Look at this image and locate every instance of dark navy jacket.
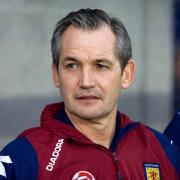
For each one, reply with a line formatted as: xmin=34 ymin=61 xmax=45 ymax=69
xmin=164 ymin=112 xmax=180 ymax=151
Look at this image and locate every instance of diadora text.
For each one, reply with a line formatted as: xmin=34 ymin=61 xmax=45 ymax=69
xmin=46 ymin=139 xmax=64 ymax=171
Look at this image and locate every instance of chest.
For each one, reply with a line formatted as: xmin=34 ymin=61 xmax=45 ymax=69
xmin=31 ymin=137 xmax=177 ymax=180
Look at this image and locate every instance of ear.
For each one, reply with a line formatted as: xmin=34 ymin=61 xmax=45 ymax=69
xmin=121 ymin=59 xmax=135 ymax=89
xmin=52 ymin=63 xmax=60 ymax=87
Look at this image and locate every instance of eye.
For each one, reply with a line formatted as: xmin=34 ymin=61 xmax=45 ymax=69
xmin=96 ymin=63 xmax=109 ymax=71
xmin=65 ymin=63 xmax=78 ymax=70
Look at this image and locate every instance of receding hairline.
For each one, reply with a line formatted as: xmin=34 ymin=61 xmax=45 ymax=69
xmin=51 ymin=8 xmax=132 ymax=71
xmin=58 ymin=23 xmax=120 ymax=63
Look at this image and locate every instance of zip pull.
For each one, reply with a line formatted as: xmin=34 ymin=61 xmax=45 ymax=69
xmin=112 ymin=152 xmax=122 ymax=180
xmin=112 ymin=152 xmax=118 ymax=162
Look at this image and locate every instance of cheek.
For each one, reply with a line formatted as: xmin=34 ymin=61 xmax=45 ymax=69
xmin=99 ymin=73 xmax=121 ymax=88
xmin=97 ymin=74 xmax=122 ymax=98
xmin=59 ymin=75 xmax=77 ymax=94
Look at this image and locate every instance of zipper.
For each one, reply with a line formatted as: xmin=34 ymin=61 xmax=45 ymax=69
xmin=112 ymin=152 xmax=122 ymax=180
xmin=68 ymin=137 xmax=123 ymax=179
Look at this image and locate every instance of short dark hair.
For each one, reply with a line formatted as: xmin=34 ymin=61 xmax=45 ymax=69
xmin=51 ymin=8 xmax=132 ymax=71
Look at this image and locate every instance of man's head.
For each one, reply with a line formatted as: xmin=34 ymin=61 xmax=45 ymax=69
xmin=51 ymin=8 xmax=135 ymax=122
xmin=51 ymin=8 xmax=132 ymax=71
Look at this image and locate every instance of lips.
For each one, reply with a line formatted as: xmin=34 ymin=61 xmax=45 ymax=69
xmin=78 ymin=95 xmax=99 ymax=100
xmin=75 ymin=90 xmax=102 ymax=101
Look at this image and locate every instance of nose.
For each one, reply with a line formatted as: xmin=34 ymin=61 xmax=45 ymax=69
xmin=79 ymin=67 xmax=95 ymax=89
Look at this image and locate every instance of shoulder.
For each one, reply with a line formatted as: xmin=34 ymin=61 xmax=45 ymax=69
xmin=0 ymin=137 xmax=38 ymax=180
xmin=18 ymin=126 xmax=54 ymax=145
xmin=164 ymin=112 xmax=180 ymax=149
xmin=138 ymin=123 xmax=180 ymax=173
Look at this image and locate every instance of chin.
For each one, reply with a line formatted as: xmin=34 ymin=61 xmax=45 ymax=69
xmin=68 ymin=108 xmax=99 ymax=121
xmin=66 ymin=102 xmax=108 ymax=120
xmin=76 ymin=113 xmax=101 ymax=121
xmin=75 ymin=108 xmax=108 ymax=121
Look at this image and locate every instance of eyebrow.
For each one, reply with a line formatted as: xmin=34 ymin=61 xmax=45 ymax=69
xmin=95 ymin=59 xmax=113 ymax=66
xmin=62 ymin=56 xmax=79 ymax=62
xmin=61 ymin=56 xmax=113 ymax=66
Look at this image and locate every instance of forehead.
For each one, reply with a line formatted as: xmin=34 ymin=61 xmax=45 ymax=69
xmin=59 ymin=25 xmax=117 ymax=59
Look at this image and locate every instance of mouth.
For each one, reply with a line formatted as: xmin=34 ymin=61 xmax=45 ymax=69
xmin=79 ymin=96 xmax=98 ymax=100
xmin=76 ymin=94 xmax=101 ymax=101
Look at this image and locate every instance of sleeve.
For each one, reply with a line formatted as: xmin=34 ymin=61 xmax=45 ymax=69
xmin=164 ymin=112 xmax=180 ymax=150
xmin=151 ymin=128 xmax=180 ymax=176
xmin=0 ymin=137 xmax=38 ymax=180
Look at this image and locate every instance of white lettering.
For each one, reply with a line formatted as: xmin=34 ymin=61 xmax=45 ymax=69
xmin=54 ymin=146 xmax=61 ymax=152
xmin=50 ymin=157 xmax=57 ymax=164
xmin=46 ymin=139 xmax=64 ymax=172
xmin=46 ymin=165 xmax=53 ymax=171
xmin=48 ymin=162 xmax=54 ymax=166
xmin=52 ymin=151 xmax=59 ymax=158
xmin=0 ymin=155 xmax=12 ymax=177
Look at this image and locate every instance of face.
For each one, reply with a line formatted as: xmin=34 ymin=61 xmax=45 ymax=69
xmin=53 ymin=25 xmax=135 ymax=121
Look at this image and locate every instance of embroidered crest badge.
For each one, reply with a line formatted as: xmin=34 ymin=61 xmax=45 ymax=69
xmin=144 ymin=163 xmax=160 ymax=180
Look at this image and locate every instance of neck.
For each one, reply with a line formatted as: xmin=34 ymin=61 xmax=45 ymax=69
xmin=65 ymin=108 xmax=117 ymax=149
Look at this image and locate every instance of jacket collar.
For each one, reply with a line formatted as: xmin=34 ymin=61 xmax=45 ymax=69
xmin=40 ymin=102 xmax=137 ymax=150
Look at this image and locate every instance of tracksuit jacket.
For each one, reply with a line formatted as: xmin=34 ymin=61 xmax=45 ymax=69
xmin=164 ymin=112 xmax=180 ymax=151
xmin=0 ymin=102 xmax=179 ymax=180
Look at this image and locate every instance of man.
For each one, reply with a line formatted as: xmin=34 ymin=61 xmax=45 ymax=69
xmin=164 ymin=112 xmax=180 ymax=150
xmin=0 ymin=8 xmax=179 ymax=180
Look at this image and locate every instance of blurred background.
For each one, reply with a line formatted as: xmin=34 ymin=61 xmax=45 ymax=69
xmin=0 ymin=0 xmax=179 ymax=148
